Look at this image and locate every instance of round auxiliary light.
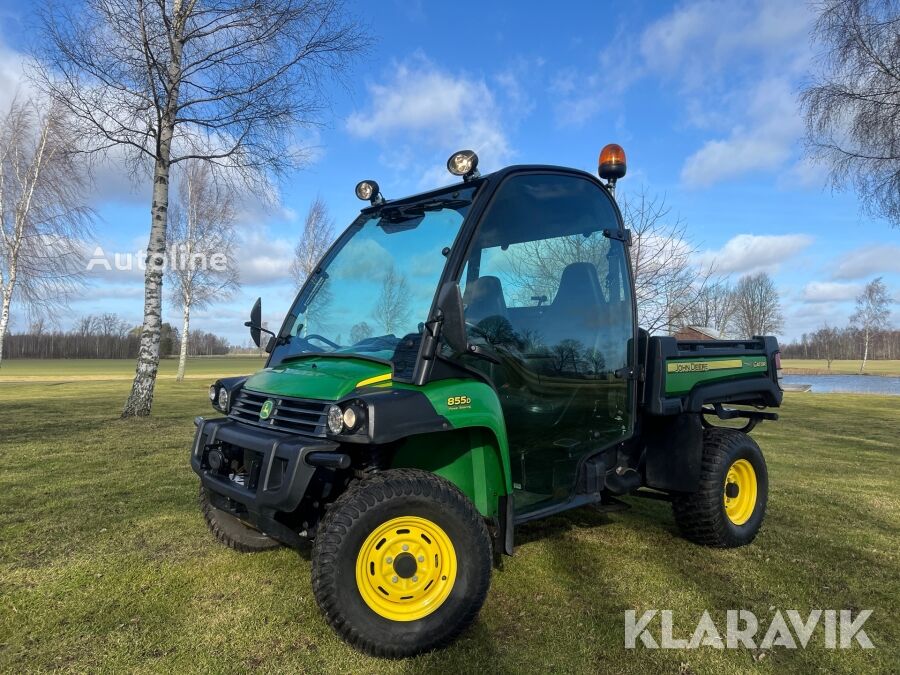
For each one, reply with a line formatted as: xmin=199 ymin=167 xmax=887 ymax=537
xmin=447 ymin=149 xmax=479 ymax=178
xmin=217 ymin=388 xmax=229 ymax=411
xmin=355 ymin=180 xmax=380 ymax=202
xmin=598 ymin=143 xmax=627 ymax=181
xmin=342 ymin=406 xmax=358 ymax=430
xmin=208 ymin=385 xmax=217 ymax=401
xmin=327 ymin=404 xmax=344 ymax=434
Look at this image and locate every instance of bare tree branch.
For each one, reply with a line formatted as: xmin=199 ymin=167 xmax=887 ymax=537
xmin=800 ymin=0 xmax=900 ymax=227
xmin=0 ymin=97 xmax=92 ymax=367
xmin=166 ymin=160 xmax=239 ymax=381
xmin=732 ymin=272 xmax=784 ymax=338
xmin=29 ymin=0 xmax=367 ymax=414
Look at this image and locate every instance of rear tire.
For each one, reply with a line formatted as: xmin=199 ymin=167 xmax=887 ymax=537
xmin=199 ymin=486 xmax=280 ymax=553
xmin=311 ymin=469 xmax=492 ymax=658
xmin=672 ymin=428 xmax=768 ymax=548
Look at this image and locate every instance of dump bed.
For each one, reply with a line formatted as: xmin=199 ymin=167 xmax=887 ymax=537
xmin=640 ymin=334 xmax=783 ymax=416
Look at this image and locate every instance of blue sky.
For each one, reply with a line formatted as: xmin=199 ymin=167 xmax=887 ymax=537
xmin=1 ymin=0 xmax=898 ymax=344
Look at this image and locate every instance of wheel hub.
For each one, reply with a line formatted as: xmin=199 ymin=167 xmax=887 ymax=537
xmin=393 ymin=552 xmax=417 ymax=578
xmin=355 ymin=516 xmax=457 ymax=622
xmin=723 ymin=458 xmax=757 ymax=526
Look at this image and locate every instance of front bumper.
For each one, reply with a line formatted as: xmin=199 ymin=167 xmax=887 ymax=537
xmin=190 ymin=416 xmax=340 ymax=545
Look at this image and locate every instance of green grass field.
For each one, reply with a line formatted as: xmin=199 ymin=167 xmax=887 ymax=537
xmin=782 ymin=359 xmax=900 ymax=377
xmin=0 ymin=365 xmax=897 ymax=673
xmin=0 ymin=356 xmax=266 ymax=382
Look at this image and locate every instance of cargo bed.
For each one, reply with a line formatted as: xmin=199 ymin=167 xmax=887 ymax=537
xmin=640 ymin=334 xmax=783 ymax=415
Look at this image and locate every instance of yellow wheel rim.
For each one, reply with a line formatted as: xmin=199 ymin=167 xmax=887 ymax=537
xmin=723 ymin=459 xmax=757 ymax=526
xmin=355 ymin=516 xmax=457 ymax=622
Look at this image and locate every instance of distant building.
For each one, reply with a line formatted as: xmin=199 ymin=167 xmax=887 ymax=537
xmin=674 ymin=326 xmax=725 ymax=341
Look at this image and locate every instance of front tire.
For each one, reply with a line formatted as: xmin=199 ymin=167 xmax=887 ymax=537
xmin=199 ymin=486 xmax=280 ymax=553
xmin=311 ymin=469 xmax=492 ymax=658
xmin=672 ymin=428 xmax=768 ymax=548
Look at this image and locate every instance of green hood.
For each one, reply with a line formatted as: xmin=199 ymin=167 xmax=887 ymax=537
xmin=243 ymin=356 xmax=391 ymax=401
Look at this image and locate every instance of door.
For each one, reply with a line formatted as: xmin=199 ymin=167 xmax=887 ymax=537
xmin=454 ymin=173 xmax=635 ymax=513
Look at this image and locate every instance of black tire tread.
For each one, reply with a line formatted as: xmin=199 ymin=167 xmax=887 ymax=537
xmin=311 ymin=468 xmax=492 ymax=658
xmin=199 ymin=486 xmax=280 ymax=553
xmin=672 ymin=428 xmax=766 ymax=548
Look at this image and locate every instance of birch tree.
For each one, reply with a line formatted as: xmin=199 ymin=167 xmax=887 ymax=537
xmin=290 ymin=196 xmax=335 ymax=288
xmin=0 ymin=98 xmax=90 ymax=367
xmin=166 ymin=161 xmax=238 ymax=381
xmin=374 ymin=265 xmax=410 ymax=335
xmin=850 ymin=276 xmax=891 ymax=372
xmin=32 ymin=0 xmax=365 ymax=416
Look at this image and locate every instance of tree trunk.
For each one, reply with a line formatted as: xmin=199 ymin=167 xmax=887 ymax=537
xmin=859 ymin=329 xmax=869 ymax=374
xmin=121 ymin=12 xmax=184 ymax=417
xmin=176 ymin=300 xmax=190 ymax=382
xmin=122 ymin=147 xmax=172 ymax=416
xmin=0 ymin=285 xmax=12 ymax=367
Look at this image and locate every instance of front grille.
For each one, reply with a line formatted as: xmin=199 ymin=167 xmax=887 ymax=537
xmin=228 ymin=389 xmax=329 ymax=437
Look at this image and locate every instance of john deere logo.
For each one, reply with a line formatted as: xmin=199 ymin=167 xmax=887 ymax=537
xmin=259 ymin=399 xmax=275 ymax=420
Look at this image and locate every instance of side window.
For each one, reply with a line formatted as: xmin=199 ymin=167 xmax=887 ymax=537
xmin=460 ymin=173 xmax=633 ymax=377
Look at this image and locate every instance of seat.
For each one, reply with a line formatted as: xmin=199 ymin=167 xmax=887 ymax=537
xmin=540 ymin=262 xmax=607 ymax=347
xmin=463 ymin=275 xmax=508 ymax=324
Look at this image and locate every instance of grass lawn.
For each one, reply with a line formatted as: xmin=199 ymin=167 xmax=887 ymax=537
xmin=0 ymin=373 xmax=897 ymax=672
xmin=782 ymin=359 xmax=900 ymax=377
xmin=0 ymin=356 xmax=266 ymax=382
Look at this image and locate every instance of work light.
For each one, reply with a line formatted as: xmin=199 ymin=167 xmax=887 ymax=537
xmin=217 ymin=388 xmax=229 ymax=411
xmin=327 ymin=404 xmax=344 ymax=434
xmin=447 ymin=150 xmax=479 ymax=179
xmin=355 ymin=180 xmax=382 ymax=204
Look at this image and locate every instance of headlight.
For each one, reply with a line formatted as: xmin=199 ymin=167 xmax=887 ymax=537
xmin=342 ymin=406 xmax=358 ymax=430
xmin=217 ymin=388 xmax=229 ymax=411
xmin=327 ymin=404 xmax=343 ymax=434
xmin=208 ymin=385 xmax=217 ymax=401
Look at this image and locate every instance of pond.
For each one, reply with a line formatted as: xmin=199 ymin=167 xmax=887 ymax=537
xmin=781 ymin=374 xmax=900 ymax=396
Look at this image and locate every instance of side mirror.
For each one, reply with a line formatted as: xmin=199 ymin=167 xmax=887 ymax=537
xmin=248 ymin=298 xmax=262 ymax=347
xmin=436 ymin=282 xmax=467 ymax=353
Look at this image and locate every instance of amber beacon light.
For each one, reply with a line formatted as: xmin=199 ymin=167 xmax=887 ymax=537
xmin=598 ymin=143 xmax=627 ymax=195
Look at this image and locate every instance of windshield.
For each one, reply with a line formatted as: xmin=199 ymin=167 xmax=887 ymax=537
xmin=270 ymin=186 xmax=478 ymax=376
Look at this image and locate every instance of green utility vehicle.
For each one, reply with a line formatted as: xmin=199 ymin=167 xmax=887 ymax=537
xmin=191 ymin=146 xmax=783 ymax=657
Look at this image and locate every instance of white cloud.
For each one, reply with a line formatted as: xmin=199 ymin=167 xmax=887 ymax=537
xmin=0 ymin=40 xmax=38 ymax=112
xmin=801 ymin=281 xmax=862 ymax=303
xmin=629 ymin=1 xmax=815 ymax=189
xmin=681 ymin=77 xmax=802 ymax=187
xmin=696 ymin=233 xmax=813 ymax=274
xmin=332 ymin=238 xmax=393 ymax=281
xmin=640 ymin=0 xmax=812 ymax=88
xmin=235 ymin=230 xmax=294 ymax=286
xmin=832 ymin=244 xmax=900 ymax=280
xmin=346 ymin=55 xmax=516 ymax=186
xmin=550 ymin=29 xmax=642 ymax=128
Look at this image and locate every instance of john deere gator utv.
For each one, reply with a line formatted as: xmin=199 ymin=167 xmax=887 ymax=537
xmin=191 ymin=145 xmax=783 ymax=657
